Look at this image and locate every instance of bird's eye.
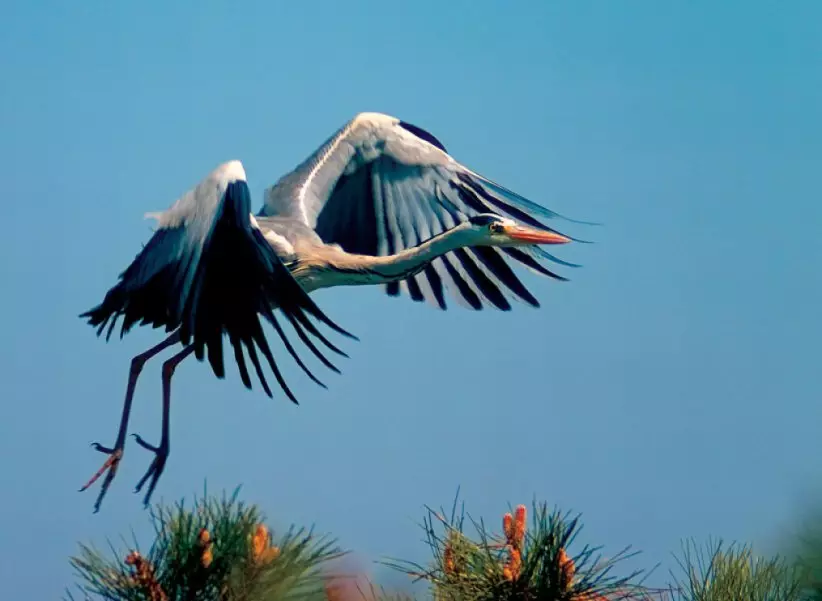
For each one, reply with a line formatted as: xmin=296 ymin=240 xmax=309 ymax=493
xmin=489 ymin=222 xmax=504 ymax=233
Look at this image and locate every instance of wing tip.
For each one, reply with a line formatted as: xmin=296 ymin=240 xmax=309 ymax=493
xmin=213 ymin=159 xmax=247 ymax=184
xmin=531 ymin=247 xmax=585 ymax=268
xmin=568 ymin=235 xmax=595 ymax=244
xmin=555 ymin=214 xmax=603 ymax=227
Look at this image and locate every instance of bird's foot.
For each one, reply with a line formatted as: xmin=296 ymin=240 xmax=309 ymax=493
xmin=131 ymin=434 xmax=168 ymax=508
xmin=79 ymin=442 xmax=124 ymax=513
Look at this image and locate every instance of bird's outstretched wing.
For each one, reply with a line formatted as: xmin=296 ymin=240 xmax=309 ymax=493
xmin=261 ymin=112 xmax=589 ymax=310
xmin=81 ymin=160 xmax=355 ymax=402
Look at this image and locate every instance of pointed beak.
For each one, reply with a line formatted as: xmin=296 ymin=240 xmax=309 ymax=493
xmin=502 ymin=224 xmax=572 ymax=245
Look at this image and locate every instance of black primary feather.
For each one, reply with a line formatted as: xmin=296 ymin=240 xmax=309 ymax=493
xmin=81 ymin=178 xmax=355 ymax=401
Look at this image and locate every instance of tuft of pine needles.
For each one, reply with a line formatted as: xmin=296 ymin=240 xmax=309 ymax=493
xmin=667 ymin=538 xmax=805 ymax=601
xmin=66 ymin=487 xmax=345 ymax=601
xmin=381 ymin=494 xmax=656 ymax=601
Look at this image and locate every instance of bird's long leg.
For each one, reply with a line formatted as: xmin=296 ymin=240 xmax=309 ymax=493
xmin=80 ymin=330 xmax=182 ymax=512
xmin=131 ymin=344 xmax=195 ymax=508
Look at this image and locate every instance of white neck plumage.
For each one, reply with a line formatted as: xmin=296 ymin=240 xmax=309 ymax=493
xmin=292 ymin=223 xmax=477 ymax=292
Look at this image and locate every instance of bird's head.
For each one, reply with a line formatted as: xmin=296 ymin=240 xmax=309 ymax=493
xmin=465 ymin=213 xmax=572 ymax=246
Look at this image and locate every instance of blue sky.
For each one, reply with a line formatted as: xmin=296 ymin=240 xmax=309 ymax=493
xmin=1 ymin=1 xmax=820 ymax=597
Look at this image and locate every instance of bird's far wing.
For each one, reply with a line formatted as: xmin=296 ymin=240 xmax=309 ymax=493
xmin=81 ymin=160 xmax=355 ymax=402
xmin=261 ymin=112 xmax=589 ymax=311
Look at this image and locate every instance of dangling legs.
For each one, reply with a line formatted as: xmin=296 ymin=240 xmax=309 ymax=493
xmin=132 ymin=344 xmax=195 ymax=508
xmin=80 ymin=330 xmax=181 ymax=512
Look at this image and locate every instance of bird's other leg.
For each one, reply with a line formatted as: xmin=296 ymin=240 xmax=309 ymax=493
xmin=132 ymin=344 xmax=195 ymax=508
xmin=80 ymin=330 xmax=181 ymax=513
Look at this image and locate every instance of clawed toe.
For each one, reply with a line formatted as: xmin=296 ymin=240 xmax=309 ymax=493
xmin=79 ymin=434 xmax=169 ymax=512
xmin=131 ymin=433 xmax=160 ymax=453
xmin=131 ymin=435 xmax=169 ymax=508
xmin=79 ymin=444 xmax=124 ymax=513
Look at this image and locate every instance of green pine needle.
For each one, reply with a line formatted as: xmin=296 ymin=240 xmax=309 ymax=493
xmin=66 ymin=487 xmax=345 ymax=601
xmin=381 ymin=494 xmax=653 ymax=601
xmin=667 ymin=538 xmax=804 ymax=601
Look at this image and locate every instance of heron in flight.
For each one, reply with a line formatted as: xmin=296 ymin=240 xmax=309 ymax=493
xmin=79 ymin=112 xmax=589 ymax=512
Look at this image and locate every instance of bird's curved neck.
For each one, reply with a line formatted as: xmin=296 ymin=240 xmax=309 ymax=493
xmin=295 ymin=225 xmax=475 ymax=291
xmin=368 ymin=225 xmax=475 ymax=279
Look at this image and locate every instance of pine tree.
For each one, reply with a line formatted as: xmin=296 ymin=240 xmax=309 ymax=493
xmin=382 ymin=497 xmax=652 ymax=601
xmin=66 ymin=488 xmax=345 ymax=601
xmin=66 ymin=488 xmax=816 ymax=601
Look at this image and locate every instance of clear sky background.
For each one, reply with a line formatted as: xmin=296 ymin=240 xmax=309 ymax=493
xmin=1 ymin=1 xmax=820 ymax=598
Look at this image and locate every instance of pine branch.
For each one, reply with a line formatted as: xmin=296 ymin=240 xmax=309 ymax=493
xmin=66 ymin=487 xmax=345 ymax=601
xmin=666 ymin=538 xmax=805 ymax=601
xmin=381 ymin=493 xmax=654 ymax=601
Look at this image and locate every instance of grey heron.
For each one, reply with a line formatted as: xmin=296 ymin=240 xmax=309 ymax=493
xmin=79 ymin=112 xmax=588 ymax=512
